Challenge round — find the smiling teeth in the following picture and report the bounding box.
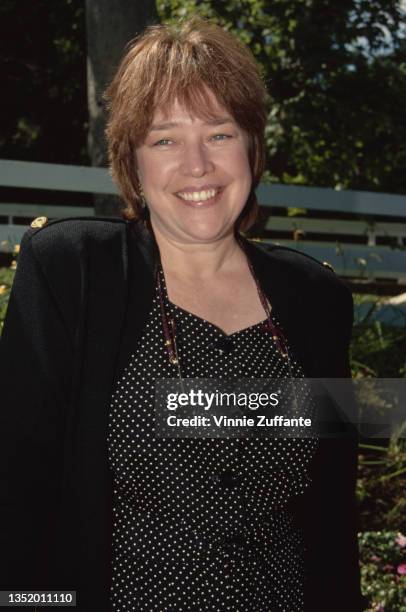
[177,188,218,202]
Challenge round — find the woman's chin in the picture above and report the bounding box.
[150,213,237,244]
[179,220,235,243]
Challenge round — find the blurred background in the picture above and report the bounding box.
[1,0,406,189]
[0,1,406,609]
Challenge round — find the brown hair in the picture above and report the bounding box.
[104,16,268,231]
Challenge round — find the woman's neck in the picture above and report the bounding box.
[151,223,245,282]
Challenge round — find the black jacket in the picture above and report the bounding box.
[0,217,368,611]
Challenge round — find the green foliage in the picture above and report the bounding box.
[358,531,406,611]
[0,0,88,164]
[0,265,15,334]
[351,294,406,378]
[351,294,406,533]
[157,0,406,193]
[357,435,406,532]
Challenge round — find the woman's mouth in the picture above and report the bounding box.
[175,187,223,207]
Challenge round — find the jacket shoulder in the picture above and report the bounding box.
[15,217,129,339]
[247,239,350,296]
[27,215,127,240]
[23,216,128,258]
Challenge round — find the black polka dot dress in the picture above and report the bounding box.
[108,265,318,612]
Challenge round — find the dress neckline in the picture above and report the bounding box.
[167,298,269,338]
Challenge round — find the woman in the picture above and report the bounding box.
[0,17,367,612]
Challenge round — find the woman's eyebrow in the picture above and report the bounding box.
[149,117,234,131]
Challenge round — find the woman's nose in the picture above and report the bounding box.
[179,142,214,177]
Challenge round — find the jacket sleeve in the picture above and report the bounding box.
[301,281,370,611]
[0,228,73,591]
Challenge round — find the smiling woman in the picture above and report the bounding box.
[135,93,252,247]
[104,17,267,234]
[0,15,368,612]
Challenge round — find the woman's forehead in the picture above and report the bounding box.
[151,89,231,125]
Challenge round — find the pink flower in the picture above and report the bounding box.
[395,533,406,548]
[397,564,406,575]
[375,604,385,612]
[370,555,381,562]
[383,564,394,572]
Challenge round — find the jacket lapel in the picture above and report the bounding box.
[113,221,159,382]
[242,238,313,375]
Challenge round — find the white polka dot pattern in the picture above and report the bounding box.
[108,266,318,611]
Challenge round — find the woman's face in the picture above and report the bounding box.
[135,89,252,245]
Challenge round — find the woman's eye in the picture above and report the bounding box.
[154,139,172,146]
[211,134,232,141]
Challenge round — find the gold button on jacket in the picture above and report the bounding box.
[322,261,335,272]
[30,216,49,229]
